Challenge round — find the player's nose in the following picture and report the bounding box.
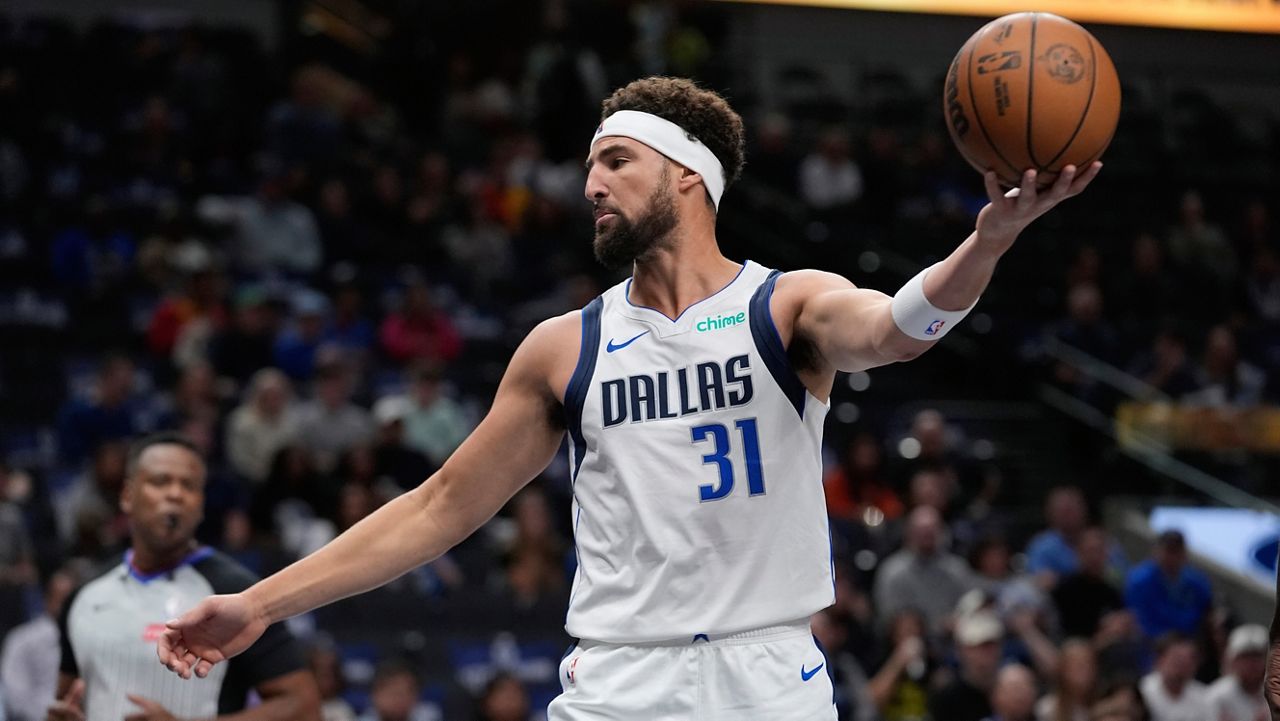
[584,167,608,202]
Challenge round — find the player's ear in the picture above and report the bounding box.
[119,475,134,514]
[676,164,703,193]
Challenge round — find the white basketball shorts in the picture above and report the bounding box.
[546,619,838,720]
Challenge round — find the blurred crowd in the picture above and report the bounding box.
[0,1,1277,720]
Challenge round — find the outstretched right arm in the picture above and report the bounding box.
[159,313,581,679]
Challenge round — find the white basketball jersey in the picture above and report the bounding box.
[563,260,833,643]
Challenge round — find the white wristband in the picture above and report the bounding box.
[890,264,978,341]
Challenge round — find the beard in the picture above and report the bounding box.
[592,169,679,271]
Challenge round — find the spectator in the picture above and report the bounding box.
[1051,527,1126,639]
[323,277,377,359]
[875,506,977,633]
[1035,639,1097,721]
[0,466,35,640]
[1139,633,1211,721]
[379,280,462,366]
[1089,679,1150,721]
[811,608,876,721]
[1166,190,1237,302]
[1124,530,1212,640]
[161,360,222,427]
[307,642,357,721]
[225,368,300,483]
[868,608,934,721]
[1047,283,1122,372]
[927,611,1003,721]
[1109,233,1179,352]
[359,660,439,721]
[370,396,436,490]
[1184,325,1266,407]
[209,286,280,386]
[799,127,864,211]
[1205,624,1269,721]
[1025,487,1125,588]
[1128,327,1199,400]
[401,363,473,467]
[0,569,74,721]
[984,664,1038,721]
[1094,612,1150,685]
[198,171,323,276]
[474,672,531,721]
[53,441,129,551]
[55,354,144,463]
[296,360,373,474]
[824,432,904,522]
[146,265,228,364]
[274,289,332,382]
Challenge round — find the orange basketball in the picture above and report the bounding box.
[943,12,1120,188]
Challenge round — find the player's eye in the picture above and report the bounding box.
[610,158,627,169]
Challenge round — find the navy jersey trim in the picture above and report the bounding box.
[565,296,604,481]
[748,270,806,419]
[623,261,748,322]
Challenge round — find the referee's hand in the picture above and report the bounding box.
[156,593,267,680]
[45,679,84,721]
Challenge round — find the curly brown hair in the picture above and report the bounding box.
[601,77,746,197]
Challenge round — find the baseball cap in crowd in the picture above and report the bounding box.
[955,611,1004,646]
[1226,624,1269,659]
[373,396,413,426]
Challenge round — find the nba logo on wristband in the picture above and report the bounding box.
[925,320,945,336]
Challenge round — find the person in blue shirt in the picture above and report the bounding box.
[1124,530,1213,640]
[1025,486,1126,587]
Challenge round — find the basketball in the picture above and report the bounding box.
[943,12,1121,187]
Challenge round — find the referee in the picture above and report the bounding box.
[49,433,319,721]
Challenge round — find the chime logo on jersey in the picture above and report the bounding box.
[599,355,753,427]
[695,310,746,333]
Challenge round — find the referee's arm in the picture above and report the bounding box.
[159,311,581,680]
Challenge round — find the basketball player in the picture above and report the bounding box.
[51,433,319,721]
[157,77,1100,719]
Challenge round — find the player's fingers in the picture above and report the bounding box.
[1066,161,1102,196]
[1016,169,1037,208]
[195,658,216,678]
[983,170,1006,205]
[182,650,200,670]
[1045,164,1076,202]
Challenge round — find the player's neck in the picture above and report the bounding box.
[130,541,200,574]
[628,237,740,320]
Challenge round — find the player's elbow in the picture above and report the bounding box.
[879,337,931,364]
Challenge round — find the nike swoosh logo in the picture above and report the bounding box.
[606,331,649,353]
[801,662,825,682]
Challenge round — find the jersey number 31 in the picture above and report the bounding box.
[691,418,764,502]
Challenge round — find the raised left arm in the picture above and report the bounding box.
[790,163,1101,373]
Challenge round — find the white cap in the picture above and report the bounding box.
[1226,624,1269,659]
[372,395,413,426]
[955,611,1004,646]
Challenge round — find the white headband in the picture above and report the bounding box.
[589,110,726,210]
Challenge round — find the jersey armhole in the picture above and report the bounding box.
[748,270,807,419]
[563,296,604,481]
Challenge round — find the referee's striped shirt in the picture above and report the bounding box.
[58,547,303,721]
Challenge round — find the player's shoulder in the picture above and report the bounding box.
[773,268,857,297]
[189,548,262,595]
